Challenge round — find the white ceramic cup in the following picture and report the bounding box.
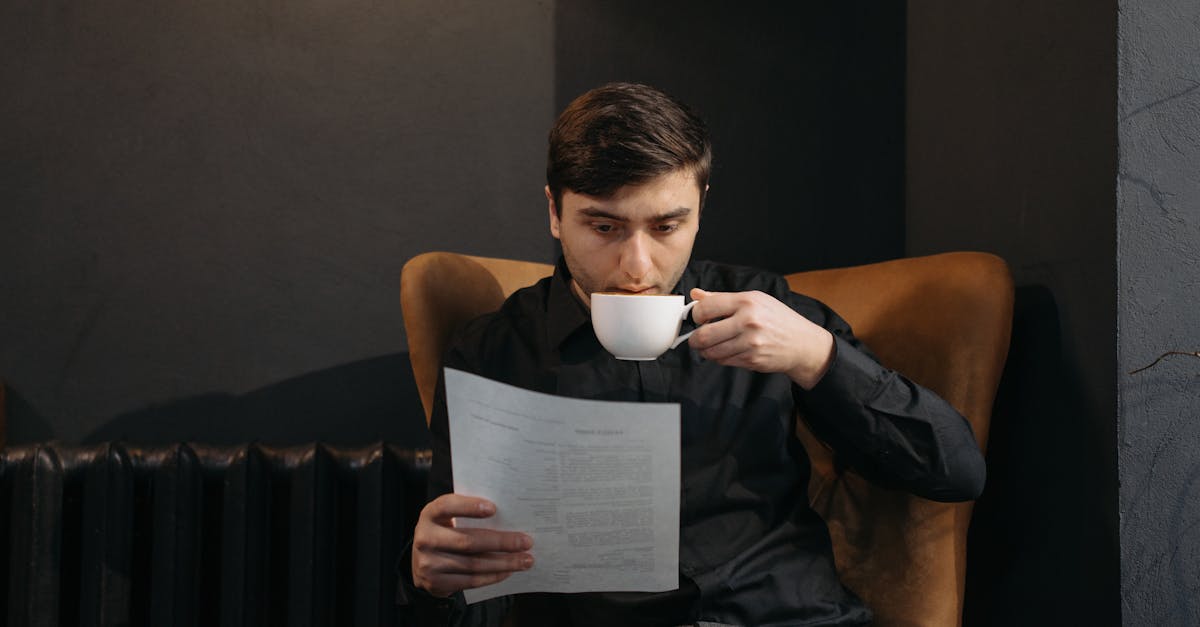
[590,293,699,360]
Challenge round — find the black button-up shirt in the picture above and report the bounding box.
[407,257,985,626]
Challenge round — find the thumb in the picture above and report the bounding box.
[689,287,709,300]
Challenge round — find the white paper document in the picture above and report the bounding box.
[444,367,681,604]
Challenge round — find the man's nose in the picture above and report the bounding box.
[619,231,653,281]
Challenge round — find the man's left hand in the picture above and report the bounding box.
[688,288,835,390]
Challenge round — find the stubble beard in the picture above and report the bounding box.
[561,247,690,309]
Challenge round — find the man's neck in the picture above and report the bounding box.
[569,279,591,310]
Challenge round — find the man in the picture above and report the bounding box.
[400,82,985,626]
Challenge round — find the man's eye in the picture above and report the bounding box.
[594,223,615,234]
[656,223,679,233]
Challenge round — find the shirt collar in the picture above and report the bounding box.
[674,261,699,298]
[545,256,701,349]
[546,257,591,348]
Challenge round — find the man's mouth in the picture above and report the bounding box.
[610,286,656,295]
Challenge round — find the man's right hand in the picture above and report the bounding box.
[411,493,534,598]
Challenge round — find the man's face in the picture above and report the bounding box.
[547,169,702,307]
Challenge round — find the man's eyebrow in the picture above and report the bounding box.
[578,207,627,221]
[577,207,693,221]
[653,207,693,221]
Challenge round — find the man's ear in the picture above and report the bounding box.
[546,185,561,240]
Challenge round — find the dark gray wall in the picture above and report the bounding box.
[0,0,555,444]
[2,2,906,446]
[1117,1,1200,623]
[907,3,1119,625]
[555,2,907,275]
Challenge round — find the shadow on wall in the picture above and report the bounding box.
[7,353,435,448]
[4,385,57,443]
[964,285,1119,626]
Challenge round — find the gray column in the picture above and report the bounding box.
[1118,2,1200,624]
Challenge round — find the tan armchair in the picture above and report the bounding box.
[400,251,1013,627]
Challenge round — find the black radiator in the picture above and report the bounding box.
[0,442,431,626]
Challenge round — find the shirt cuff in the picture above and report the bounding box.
[395,538,459,623]
[801,335,887,413]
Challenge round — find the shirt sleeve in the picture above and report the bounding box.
[394,343,515,626]
[789,293,987,503]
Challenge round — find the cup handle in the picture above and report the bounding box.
[670,301,700,349]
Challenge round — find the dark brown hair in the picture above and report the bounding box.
[546,82,712,214]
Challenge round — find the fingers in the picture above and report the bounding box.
[689,324,763,368]
[685,288,801,373]
[422,493,498,525]
[418,522,533,556]
[686,289,754,358]
[424,542,534,575]
[413,495,536,597]
[692,331,751,362]
[413,529,533,586]
[686,314,742,351]
[688,288,745,324]
[412,526,534,597]
[417,571,518,597]
[687,288,766,353]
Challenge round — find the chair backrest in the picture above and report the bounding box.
[400,251,1013,626]
[400,252,554,424]
[786,251,1013,627]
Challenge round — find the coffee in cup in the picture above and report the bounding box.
[590,293,699,360]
